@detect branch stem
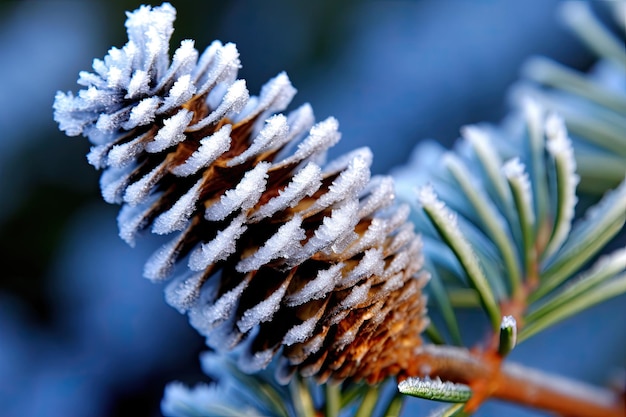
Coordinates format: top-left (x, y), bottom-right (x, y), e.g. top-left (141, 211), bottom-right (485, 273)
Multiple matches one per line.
top-left (410, 345), bottom-right (625, 417)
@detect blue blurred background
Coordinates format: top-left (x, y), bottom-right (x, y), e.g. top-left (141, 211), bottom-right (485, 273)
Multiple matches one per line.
top-left (0, 1), bottom-right (623, 416)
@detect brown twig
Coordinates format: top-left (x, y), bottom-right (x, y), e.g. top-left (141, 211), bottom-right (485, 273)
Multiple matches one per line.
top-left (410, 345), bottom-right (626, 417)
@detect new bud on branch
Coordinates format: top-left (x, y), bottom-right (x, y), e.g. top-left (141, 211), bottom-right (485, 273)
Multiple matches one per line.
top-left (54, 3), bottom-right (429, 384)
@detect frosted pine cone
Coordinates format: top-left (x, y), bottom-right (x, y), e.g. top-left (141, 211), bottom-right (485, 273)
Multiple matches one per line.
top-left (54, 3), bottom-right (429, 384)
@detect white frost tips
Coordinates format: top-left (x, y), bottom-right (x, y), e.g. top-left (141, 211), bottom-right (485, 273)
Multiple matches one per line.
top-left (285, 103), bottom-right (315, 143)
top-left (154, 39), bottom-right (198, 92)
top-left (503, 158), bottom-right (531, 195)
top-left (383, 250), bottom-right (410, 279)
top-left (250, 162), bottom-right (322, 221)
top-left (144, 233), bottom-right (185, 281)
top-left (122, 96), bottom-right (160, 129)
top-left (227, 114), bottom-right (289, 166)
top-left (159, 74), bottom-right (196, 113)
top-left (236, 215), bottom-right (305, 273)
top-left (153, 177), bottom-right (204, 234)
top-left (53, 91), bottom-right (88, 137)
top-left (236, 72), bottom-right (296, 124)
top-left (171, 124), bottom-right (232, 177)
top-left (87, 143), bottom-right (113, 169)
top-left (205, 162), bottom-right (270, 221)
top-left (343, 218), bottom-right (387, 259)
top-left (276, 117), bottom-right (341, 168)
top-left (290, 200), bottom-right (359, 266)
top-left (545, 113), bottom-right (576, 160)
top-left (238, 346), bottom-right (275, 374)
top-left (340, 281), bottom-right (370, 310)
top-left (123, 162), bottom-right (167, 206)
top-left (193, 41), bottom-right (221, 84)
top-left (165, 271), bottom-right (205, 313)
top-left (381, 204), bottom-right (411, 238)
top-left (107, 135), bottom-right (147, 168)
top-left (340, 248), bottom-right (384, 289)
top-left (117, 193), bottom-right (160, 246)
top-left (188, 214), bottom-right (247, 271)
top-left (125, 3), bottom-right (176, 50)
top-left (126, 70), bottom-right (150, 99)
top-left (358, 176), bottom-right (395, 219)
top-left (146, 109), bottom-right (193, 153)
top-left (323, 147), bottom-right (373, 175)
top-left (318, 200), bottom-right (359, 247)
top-left (100, 165), bottom-right (135, 204)
top-left (417, 184), bottom-right (441, 208)
top-left (237, 279), bottom-right (290, 333)
top-left (259, 72), bottom-right (296, 114)
top-left (285, 263), bottom-right (343, 307)
top-left (306, 151), bottom-right (371, 214)
top-left (387, 223), bottom-right (415, 254)
top-left (189, 79), bottom-right (249, 131)
top-left (188, 277), bottom-right (251, 336)
top-left (283, 315), bottom-right (320, 346)
top-left (195, 42), bottom-right (241, 96)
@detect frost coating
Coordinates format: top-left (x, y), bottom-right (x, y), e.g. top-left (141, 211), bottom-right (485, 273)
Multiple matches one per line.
top-left (108, 134), bottom-right (148, 168)
top-left (285, 263), bottom-right (344, 306)
top-left (165, 271), bottom-right (204, 313)
top-left (55, 2), bottom-right (427, 384)
top-left (503, 158), bottom-right (537, 230)
top-left (144, 232), bottom-right (186, 281)
top-left (205, 162), bottom-right (271, 221)
top-left (188, 79), bottom-right (249, 131)
top-left (153, 177), bottom-right (204, 234)
top-left (273, 117), bottom-right (341, 168)
top-left (171, 125), bottom-right (232, 177)
top-left (237, 279), bottom-right (291, 332)
top-left (290, 200), bottom-right (360, 266)
top-left (123, 162), bottom-right (167, 206)
top-left (398, 377), bottom-right (472, 402)
top-left (250, 162), bottom-right (322, 222)
top-left (117, 193), bottom-right (161, 246)
top-left (358, 176), bottom-right (395, 219)
top-left (190, 277), bottom-right (251, 336)
top-left (236, 215), bottom-right (305, 273)
top-left (234, 72), bottom-right (296, 124)
top-left (283, 314), bottom-right (321, 345)
top-left (146, 109), bottom-right (192, 153)
top-left (188, 215), bottom-right (247, 271)
top-left (544, 113), bottom-right (580, 259)
top-left (346, 248), bottom-right (384, 284)
top-left (100, 164), bottom-right (136, 204)
top-left (305, 153), bottom-right (371, 215)
top-left (160, 74), bottom-right (196, 113)
top-left (227, 114), bottom-right (289, 166)
top-left (195, 41), bottom-right (241, 97)
top-left (123, 96), bottom-right (160, 130)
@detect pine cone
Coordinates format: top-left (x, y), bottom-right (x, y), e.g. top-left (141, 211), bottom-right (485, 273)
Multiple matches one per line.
top-left (54, 3), bottom-right (429, 384)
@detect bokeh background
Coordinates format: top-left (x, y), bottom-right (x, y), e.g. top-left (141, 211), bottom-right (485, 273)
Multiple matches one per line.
top-left (0, 1), bottom-right (624, 416)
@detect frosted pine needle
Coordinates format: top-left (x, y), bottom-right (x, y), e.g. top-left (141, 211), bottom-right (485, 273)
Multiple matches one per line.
top-left (398, 377), bottom-right (472, 403)
top-left (54, 2), bottom-right (428, 384)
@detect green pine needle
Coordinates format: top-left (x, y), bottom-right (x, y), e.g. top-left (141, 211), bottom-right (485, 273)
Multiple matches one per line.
top-left (419, 185), bottom-right (501, 330)
top-left (444, 154), bottom-right (522, 294)
top-left (534, 179), bottom-right (626, 301)
top-left (527, 248), bottom-right (626, 325)
top-left (520, 273), bottom-right (626, 342)
top-left (398, 377), bottom-right (472, 403)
